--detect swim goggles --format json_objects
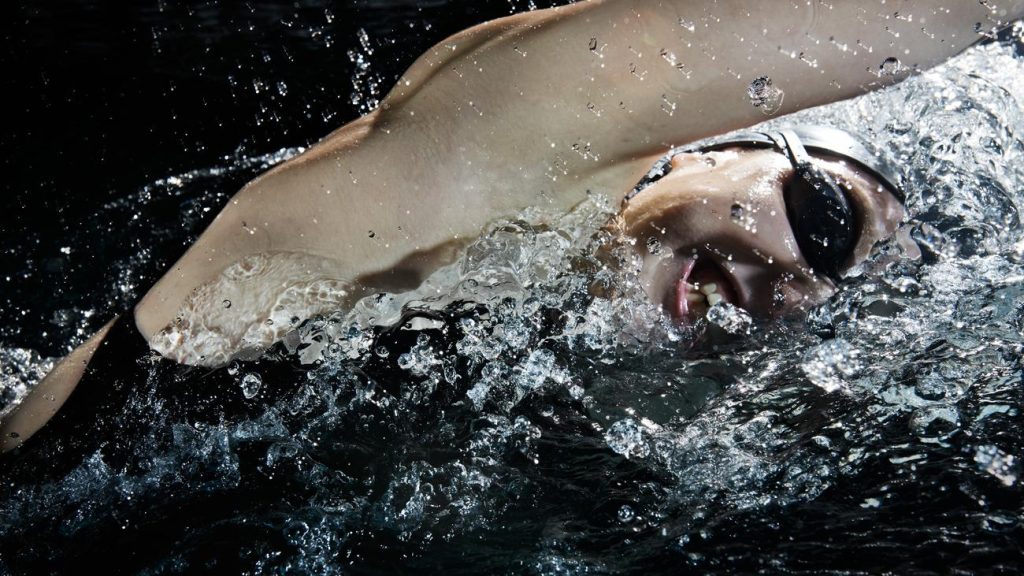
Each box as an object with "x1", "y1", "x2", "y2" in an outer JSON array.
[{"x1": 624, "y1": 125, "x2": 904, "y2": 281}]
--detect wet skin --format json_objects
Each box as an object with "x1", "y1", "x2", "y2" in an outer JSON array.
[{"x1": 619, "y1": 148, "x2": 906, "y2": 325}]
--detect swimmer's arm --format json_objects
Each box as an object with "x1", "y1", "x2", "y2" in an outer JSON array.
[
  {"x1": 0, "y1": 318, "x2": 116, "y2": 452},
  {"x1": 385, "y1": 0, "x2": 1024, "y2": 186}
]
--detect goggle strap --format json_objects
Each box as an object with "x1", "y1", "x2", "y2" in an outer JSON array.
[{"x1": 774, "y1": 130, "x2": 811, "y2": 170}]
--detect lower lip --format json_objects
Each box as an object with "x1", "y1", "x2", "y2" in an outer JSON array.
[{"x1": 673, "y1": 259, "x2": 698, "y2": 323}]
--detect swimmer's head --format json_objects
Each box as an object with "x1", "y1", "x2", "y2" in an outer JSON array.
[{"x1": 618, "y1": 126, "x2": 905, "y2": 326}]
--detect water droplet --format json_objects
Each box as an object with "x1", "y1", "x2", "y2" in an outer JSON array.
[
  {"x1": 879, "y1": 57, "x2": 902, "y2": 76},
  {"x1": 618, "y1": 505, "x2": 636, "y2": 522},
  {"x1": 605, "y1": 418, "x2": 649, "y2": 459},
  {"x1": 730, "y1": 203, "x2": 745, "y2": 221},
  {"x1": 659, "y1": 49, "x2": 693, "y2": 79},
  {"x1": 973, "y1": 22, "x2": 998, "y2": 39},
  {"x1": 222, "y1": 299, "x2": 232, "y2": 309},
  {"x1": 747, "y1": 76, "x2": 784, "y2": 115},
  {"x1": 909, "y1": 405, "x2": 960, "y2": 438},
  {"x1": 8, "y1": 432, "x2": 19, "y2": 439},
  {"x1": 240, "y1": 373, "x2": 262, "y2": 399},
  {"x1": 801, "y1": 339, "x2": 862, "y2": 393},
  {"x1": 706, "y1": 303, "x2": 753, "y2": 334},
  {"x1": 974, "y1": 445, "x2": 1017, "y2": 486},
  {"x1": 914, "y1": 373, "x2": 952, "y2": 400},
  {"x1": 646, "y1": 237, "x2": 663, "y2": 255},
  {"x1": 661, "y1": 93, "x2": 677, "y2": 116},
  {"x1": 368, "y1": 230, "x2": 376, "y2": 238},
  {"x1": 226, "y1": 362, "x2": 240, "y2": 376}
]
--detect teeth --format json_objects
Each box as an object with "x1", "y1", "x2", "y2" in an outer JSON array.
[{"x1": 683, "y1": 280, "x2": 726, "y2": 311}]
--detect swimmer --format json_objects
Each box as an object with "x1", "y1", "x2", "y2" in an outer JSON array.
[{"x1": 4, "y1": 0, "x2": 1023, "y2": 453}]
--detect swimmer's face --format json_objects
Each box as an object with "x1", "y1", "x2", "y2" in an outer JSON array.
[{"x1": 620, "y1": 148, "x2": 905, "y2": 324}]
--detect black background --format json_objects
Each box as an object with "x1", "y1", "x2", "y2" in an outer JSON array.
[{"x1": 0, "y1": 0, "x2": 571, "y2": 355}]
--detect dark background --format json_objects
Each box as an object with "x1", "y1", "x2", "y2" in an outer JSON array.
[{"x1": 0, "y1": 0, "x2": 571, "y2": 355}]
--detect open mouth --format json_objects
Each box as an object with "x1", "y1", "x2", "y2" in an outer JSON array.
[{"x1": 673, "y1": 257, "x2": 741, "y2": 324}]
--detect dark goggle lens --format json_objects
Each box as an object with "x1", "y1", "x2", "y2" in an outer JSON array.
[{"x1": 783, "y1": 165, "x2": 855, "y2": 280}]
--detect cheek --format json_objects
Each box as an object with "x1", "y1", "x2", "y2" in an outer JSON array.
[
  {"x1": 637, "y1": 252, "x2": 686, "y2": 310},
  {"x1": 623, "y1": 197, "x2": 719, "y2": 246}
]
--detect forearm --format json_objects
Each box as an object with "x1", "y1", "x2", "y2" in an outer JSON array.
[
  {"x1": 383, "y1": 0, "x2": 1022, "y2": 200},
  {"x1": 1, "y1": 318, "x2": 115, "y2": 452}
]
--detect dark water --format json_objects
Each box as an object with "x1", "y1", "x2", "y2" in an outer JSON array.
[{"x1": 3, "y1": 2, "x2": 1024, "y2": 575}]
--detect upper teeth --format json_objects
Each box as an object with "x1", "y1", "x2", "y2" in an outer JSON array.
[{"x1": 685, "y1": 282, "x2": 723, "y2": 308}]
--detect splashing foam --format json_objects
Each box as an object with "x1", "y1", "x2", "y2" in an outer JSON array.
[{"x1": 150, "y1": 252, "x2": 352, "y2": 366}]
